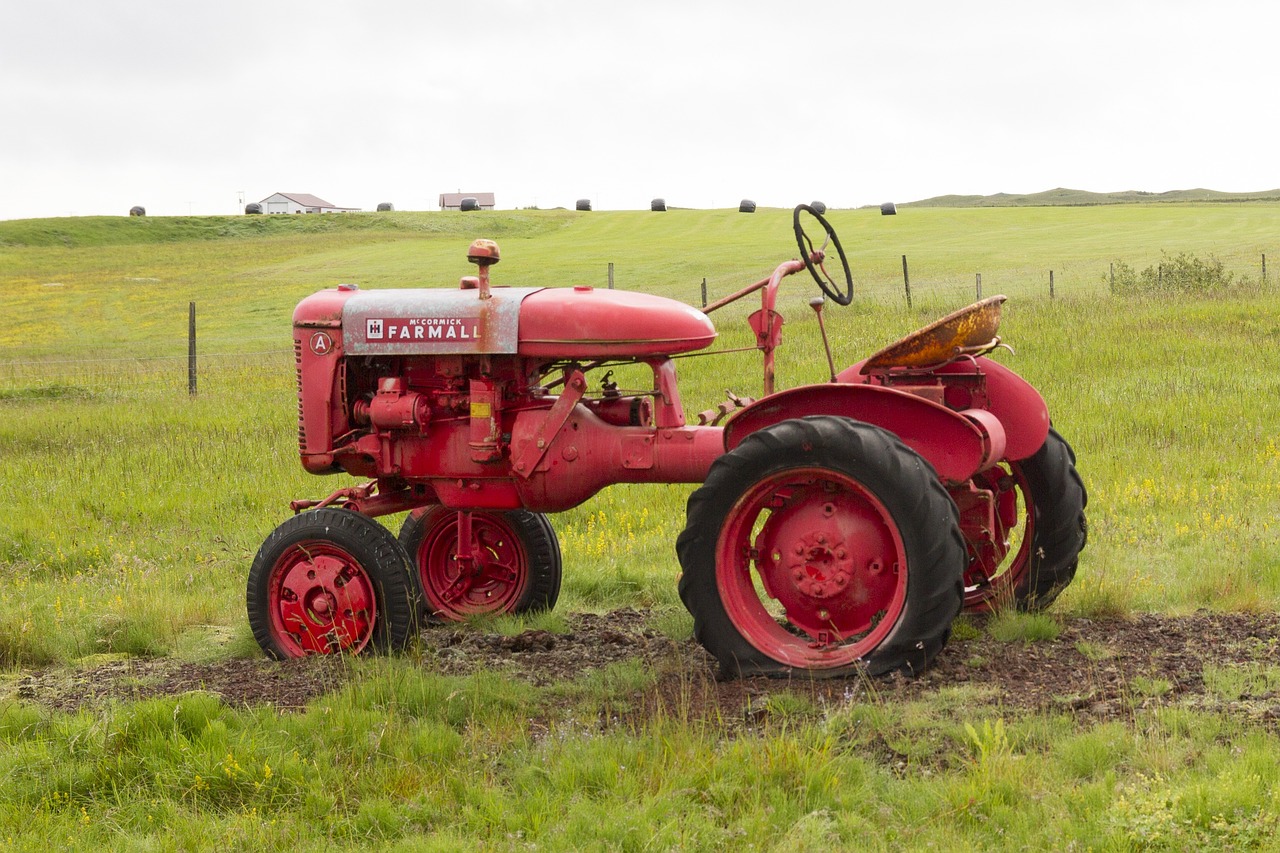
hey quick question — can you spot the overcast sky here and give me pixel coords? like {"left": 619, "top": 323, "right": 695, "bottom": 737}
{"left": 2, "top": 0, "right": 1275, "bottom": 220}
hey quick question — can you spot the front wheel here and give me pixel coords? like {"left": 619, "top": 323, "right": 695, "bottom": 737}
{"left": 247, "top": 508, "right": 418, "bottom": 659}
{"left": 962, "top": 428, "right": 1088, "bottom": 612}
{"left": 399, "top": 507, "right": 562, "bottom": 621}
{"left": 677, "top": 416, "right": 966, "bottom": 678}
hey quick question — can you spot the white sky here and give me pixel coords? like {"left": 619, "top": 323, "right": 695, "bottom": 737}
{"left": 2, "top": 0, "right": 1275, "bottom": 219}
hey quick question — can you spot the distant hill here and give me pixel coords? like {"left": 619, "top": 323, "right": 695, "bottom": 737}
{"left": 904, "top": 187, "right": 1280, "bottom": 208}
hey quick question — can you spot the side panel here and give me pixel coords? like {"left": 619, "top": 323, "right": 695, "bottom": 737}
{"left": 342, "top": 287, "right": 541, "bottom": 355}
{"left": 722, "top": 384, "right": 999, "bottom": 484}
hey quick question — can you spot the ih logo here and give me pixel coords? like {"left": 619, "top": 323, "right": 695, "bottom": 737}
{"left": 366, "top": 318, "right": 385, "bottom": 340}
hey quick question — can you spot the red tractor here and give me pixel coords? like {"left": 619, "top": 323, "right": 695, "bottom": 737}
{"left": 248, "top": 206, "right": 1086, "bottom": 677}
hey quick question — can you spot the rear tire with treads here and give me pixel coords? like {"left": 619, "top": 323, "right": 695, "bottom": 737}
{"left": 677, "top": 416, "right": 965, "bottom": 678}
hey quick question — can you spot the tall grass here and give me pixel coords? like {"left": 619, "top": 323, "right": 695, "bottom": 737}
{"left": 2, "top": 206, "right": 1280, "bottom": 846}
{"left": 4, "top": 673, "right": 1280, "bottom": 848}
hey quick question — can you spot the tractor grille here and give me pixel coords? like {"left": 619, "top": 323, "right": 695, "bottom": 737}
{"left": 294, "top": 338, "right": 306, "bottom": 453}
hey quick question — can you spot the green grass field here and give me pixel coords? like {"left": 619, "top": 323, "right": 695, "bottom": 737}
{"left": 1, "top": 205, "right": 1279, "bottom": 848}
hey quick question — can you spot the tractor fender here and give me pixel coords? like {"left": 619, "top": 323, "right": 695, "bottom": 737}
{"left": 935, "top": 357, "right": 1048, "bottom": 461}
{"left": 836, "top": 356, "right": 1050, "bottom": 462}
{"left": 722, "top": 383, "right": 1005, "bottom": 484}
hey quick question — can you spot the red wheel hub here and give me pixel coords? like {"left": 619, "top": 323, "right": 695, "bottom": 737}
{"left": 717, "top": 468, "right": 907, "bottom": 669}
{"left": 268, "top": 543, "right": 378, "bottom": 655}
{"left": 417, "top": 512, "right": 528, "bottom": 619}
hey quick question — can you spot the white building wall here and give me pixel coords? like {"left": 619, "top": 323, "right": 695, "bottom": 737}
{"left": 258, "top": 193, "right": 356, "bottom": 214}
{"left": 260, "top": 193, "right": 315, "bottom": 214}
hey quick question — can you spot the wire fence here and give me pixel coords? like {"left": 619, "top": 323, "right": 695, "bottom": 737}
{"left": 683, "top": 247, "right": 1275, "bottom": 314}
{"left": 831, "top": 248, "right": 1272, "bottom": 307}
{"left": 1, "top": 248, "right": 1273, "bottom": 399}
{"left": 0, "top": 348, "right": 295, "bottom": 400}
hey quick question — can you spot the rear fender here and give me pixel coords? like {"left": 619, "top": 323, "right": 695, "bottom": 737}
{"left": 837, "top": 356, "right": 1050, "bottom": 461}
{"left": 723, "top": 384, "right": 1004, "bottom": 484}
{"left": 935, "top": 357, "right": 1048, "bottom": 460}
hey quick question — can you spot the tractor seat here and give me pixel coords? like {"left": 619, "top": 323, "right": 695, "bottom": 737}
{"left": 861, "top": 295, "right": 1007, "bottom": 373}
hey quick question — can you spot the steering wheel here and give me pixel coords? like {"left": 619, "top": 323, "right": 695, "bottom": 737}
{"left": 793, "top": 204, "right": 853, "bottom": 306}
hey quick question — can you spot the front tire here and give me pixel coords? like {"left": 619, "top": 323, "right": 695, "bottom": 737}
{"left": 962, "top": 428, "right": 1088, "bottom": 612}
{"left": 247, "top": 508, "right": 418, "bottom": 659}
{"left": 677, "top": 416, "right": 966, "bottom": 678}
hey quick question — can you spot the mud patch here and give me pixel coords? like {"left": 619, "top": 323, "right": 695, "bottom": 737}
{"left": 12, "top": 610, "right": 1280, "bottom": 726}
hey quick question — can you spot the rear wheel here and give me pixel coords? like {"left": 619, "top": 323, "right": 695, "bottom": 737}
{"left": 677, "top": 416, "right": 965, "bottom": 678}
{"left": 962, "top": 428, "right": 1088, "bottom": 612}
{"left": 247, "top": 508, "right": 418, "bottom": 659}
{"left": 399, "top": 506, "right": 562, "bottom": 621}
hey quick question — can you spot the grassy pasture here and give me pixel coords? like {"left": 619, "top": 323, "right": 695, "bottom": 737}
{"left": 0, "top": 205, "right": 1279, "bottom": 847}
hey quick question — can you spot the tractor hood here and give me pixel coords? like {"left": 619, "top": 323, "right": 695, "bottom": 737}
{"left": 516, "top": 286, "right": 716, "bottom": 357}
{"left": 294, "top": 284, "right": 716, "bottom": 359}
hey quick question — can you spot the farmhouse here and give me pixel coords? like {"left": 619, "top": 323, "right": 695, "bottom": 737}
{"left": 258, "top": 193, "right": 359, "bottom": 214}
{"left": 439, "top": 192, "right": 496, "bottom": 211}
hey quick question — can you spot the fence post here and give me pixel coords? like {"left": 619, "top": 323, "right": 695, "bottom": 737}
{"left": 901, "top": 254, "right": 912, "bottom": 309}
{"left": 188, "top": 302, "right": 197, "bottom": 396}
{"left": 1049, "top": 270, "right": 1055, "bottom": 299}
{"left": 976, "top": 273, "right": 982, "bottom": 299}
{"left": 608, "top": 262, "right": 614, "bottom": 290}
{"left": 700, "top": 278, "right": 707, "bottom": 307}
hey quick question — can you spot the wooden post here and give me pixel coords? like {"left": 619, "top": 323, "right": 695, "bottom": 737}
{"left": 901, "top": 255, "right": 912, "bottom": 309}
{"left": 1049, "top": 270, "right": 1055, "bottom": 299}
{"left": 976, "top": 273, "right": 982, "bottom": 299}
{"left": 608, "top": 262, "right": 614, "bottom": 289}
{"left": 188, "top": 302, "right": 197, "bottom": 396}
{"left": 700, "top": 278, "right": 707, "bottom": 307}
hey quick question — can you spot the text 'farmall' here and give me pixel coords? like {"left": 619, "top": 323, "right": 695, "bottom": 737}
{"left": 365, "top": 317, "right": 482, "bottom": 342}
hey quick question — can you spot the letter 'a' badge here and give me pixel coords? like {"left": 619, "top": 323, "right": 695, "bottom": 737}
{"left": 309, "top": 331, "right": 334, "bottom": 356}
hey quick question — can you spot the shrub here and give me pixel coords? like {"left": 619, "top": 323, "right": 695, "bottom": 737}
{"left": 1109, "top": 251, "right": 1252, "bottom": 296}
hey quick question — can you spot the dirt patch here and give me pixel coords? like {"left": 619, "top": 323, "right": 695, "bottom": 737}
{"left": 13, "top": 609, "right": 1280, "bottom": 727}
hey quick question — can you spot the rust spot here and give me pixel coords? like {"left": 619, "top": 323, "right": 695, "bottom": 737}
{"left": 862, "top": 295, "right": 1006, "bottom": 372}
